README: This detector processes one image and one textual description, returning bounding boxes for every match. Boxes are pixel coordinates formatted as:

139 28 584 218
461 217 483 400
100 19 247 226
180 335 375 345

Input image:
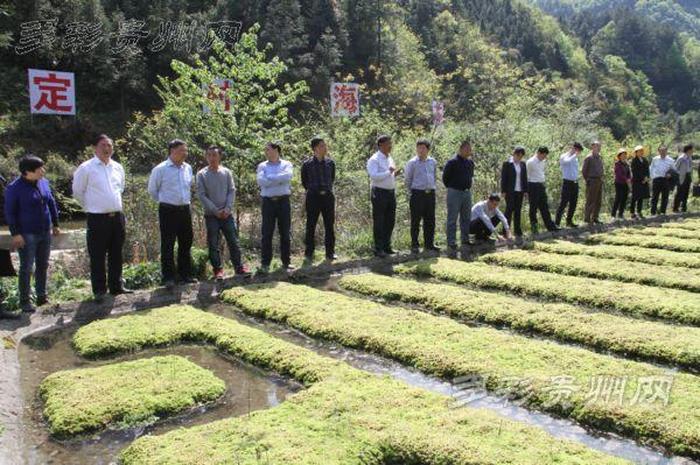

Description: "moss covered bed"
69 305 629 465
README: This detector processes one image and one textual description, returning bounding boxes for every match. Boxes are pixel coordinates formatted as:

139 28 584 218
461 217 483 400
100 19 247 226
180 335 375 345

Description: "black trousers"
674 177 691 212
555 180 578 225
261 196 291 267
304 192 335 258
651 178 670 214
528 182 556 230
611 183 629 218
504 191 524 236
371 187 396 253
409 190 436 248
86 212 125 294
158 204 193 282
470 216 500 240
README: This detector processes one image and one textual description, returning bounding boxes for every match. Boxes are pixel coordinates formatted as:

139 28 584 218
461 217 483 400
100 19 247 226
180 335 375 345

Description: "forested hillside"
0 0 697 167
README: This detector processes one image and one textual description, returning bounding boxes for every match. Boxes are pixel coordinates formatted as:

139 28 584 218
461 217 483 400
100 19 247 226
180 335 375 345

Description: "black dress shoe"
374 250 387 258
425 245 441 252
566 222 579 228
547 225 561 232
325 254 338 261
180 277 198 284
36 295 49 306
384 248 397 255
410 246 420 254
110 288 134 296
94 293 107 303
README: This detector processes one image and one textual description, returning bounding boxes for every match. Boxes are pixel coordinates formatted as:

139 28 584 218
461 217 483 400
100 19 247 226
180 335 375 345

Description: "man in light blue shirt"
404 138 439 253
555 142 583 227
147 139 196 288
256 141 294 273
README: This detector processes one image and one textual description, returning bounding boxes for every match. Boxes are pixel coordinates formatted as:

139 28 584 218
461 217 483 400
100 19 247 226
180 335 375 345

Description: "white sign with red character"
28 68 76 115
203 78 233 114
330 82 360 117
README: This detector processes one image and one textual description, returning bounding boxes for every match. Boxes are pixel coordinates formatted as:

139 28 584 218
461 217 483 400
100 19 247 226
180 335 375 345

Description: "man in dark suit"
500 146 527 237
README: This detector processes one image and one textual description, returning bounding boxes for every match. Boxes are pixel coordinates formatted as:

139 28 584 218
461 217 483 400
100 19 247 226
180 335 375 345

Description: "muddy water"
17 328 298 465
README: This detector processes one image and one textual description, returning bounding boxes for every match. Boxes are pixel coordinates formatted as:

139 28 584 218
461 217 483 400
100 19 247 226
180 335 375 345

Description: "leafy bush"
122 262 161 290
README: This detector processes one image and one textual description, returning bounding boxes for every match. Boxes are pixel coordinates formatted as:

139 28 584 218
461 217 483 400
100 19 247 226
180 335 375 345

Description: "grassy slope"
479 249 700 292
533 240 700 268
222 283 700 458
73 306 625 465
396 258 700 326
39 355 226 438
338 272 700 370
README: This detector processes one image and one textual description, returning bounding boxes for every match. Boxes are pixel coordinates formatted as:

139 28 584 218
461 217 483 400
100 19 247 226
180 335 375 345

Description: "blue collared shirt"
404 156 437 190
559 151 579 181
148 158 193 205
257 158 293 197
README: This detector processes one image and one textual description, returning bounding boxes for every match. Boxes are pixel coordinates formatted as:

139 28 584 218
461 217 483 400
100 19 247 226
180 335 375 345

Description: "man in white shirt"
673 143 694 213
470 194 512 241
526 146 559 234
367 134 400 257
555 142 583 228
404 139 439 253
256 141 294 273
649 145 676 215
72 134 132 301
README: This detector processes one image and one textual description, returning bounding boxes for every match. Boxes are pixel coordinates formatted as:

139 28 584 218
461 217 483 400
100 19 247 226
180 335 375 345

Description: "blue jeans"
205 216 243 270
18 231 51 304
446 188 472 247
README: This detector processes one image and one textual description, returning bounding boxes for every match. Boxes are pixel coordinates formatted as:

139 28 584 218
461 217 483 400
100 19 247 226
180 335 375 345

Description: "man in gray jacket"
673 143 694 213
196 146 250 279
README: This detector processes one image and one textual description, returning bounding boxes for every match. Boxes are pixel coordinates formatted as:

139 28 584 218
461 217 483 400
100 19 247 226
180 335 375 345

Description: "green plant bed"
479 249 700 292
75 306 626 465
338 272 700 371
396 258 700 326
587 232 700 253
221 282 700 458
533 240 700 269
39 355 226 438
612 226 700 240
661 220 700 231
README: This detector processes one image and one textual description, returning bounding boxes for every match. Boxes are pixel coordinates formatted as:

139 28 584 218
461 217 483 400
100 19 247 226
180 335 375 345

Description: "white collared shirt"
367 150 396 190
510 157 523 192
148 158 194 205
256 158 293 197
471 200 509 232
649 155 675 180
559 150 579 181
72 155 125 213
526 155 546 183
404 155 437 191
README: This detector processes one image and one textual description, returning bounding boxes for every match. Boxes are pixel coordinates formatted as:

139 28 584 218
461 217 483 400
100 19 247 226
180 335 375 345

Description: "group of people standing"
1 132 696 316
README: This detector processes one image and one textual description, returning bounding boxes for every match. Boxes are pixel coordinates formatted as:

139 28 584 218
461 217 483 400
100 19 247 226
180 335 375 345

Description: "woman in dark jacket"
629 145 650 219
612 149 632 220
3 155 60 313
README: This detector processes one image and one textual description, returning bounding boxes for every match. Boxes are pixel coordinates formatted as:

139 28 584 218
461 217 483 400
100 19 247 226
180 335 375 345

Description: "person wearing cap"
629 145 650 219
404 138 439 253
367 134 400 258
582 141 604 224
148 139 197 287
500 146 527 237
555 142 583 228
469 194 512 241
673 144 694 213
611 148 632 220
73 134 132 302
526 146 559 234
443 140 476 249
301 136 337 263
4 155 60 313
649 145 676 215
257 141 294 273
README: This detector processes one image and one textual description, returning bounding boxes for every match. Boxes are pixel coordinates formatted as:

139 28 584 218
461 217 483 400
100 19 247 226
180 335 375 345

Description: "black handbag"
693 184 700 197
